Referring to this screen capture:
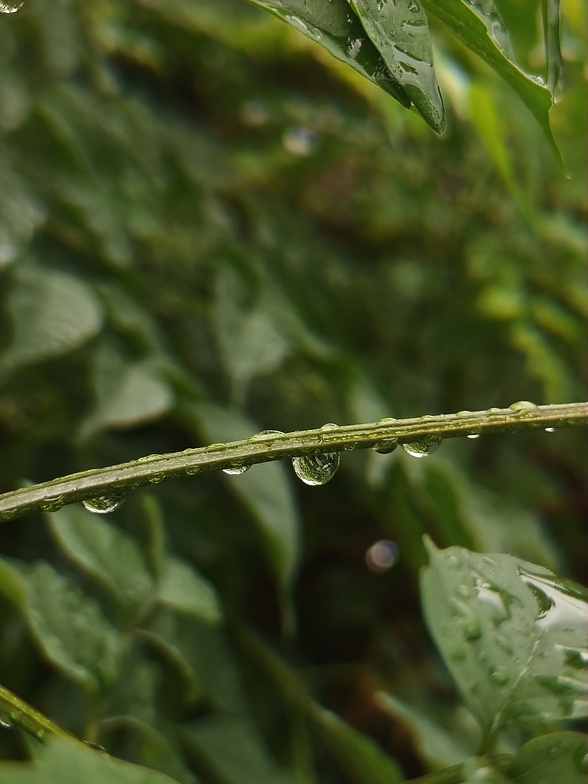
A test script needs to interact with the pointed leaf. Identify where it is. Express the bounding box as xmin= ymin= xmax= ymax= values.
xmin=421 ymin=0 xmax=563 ymax=167
xmin=156 ymin=555 xmax=222 ymax=623
xmin=507 ymin=731 xmax=588 ymax=784
xmin=421 ymin=540 xmax=588 ymax=733
xmin=245 ymin=0 xmax=410 ymax=107
xmin=349 ymin=0 xmax=445 ymax=132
